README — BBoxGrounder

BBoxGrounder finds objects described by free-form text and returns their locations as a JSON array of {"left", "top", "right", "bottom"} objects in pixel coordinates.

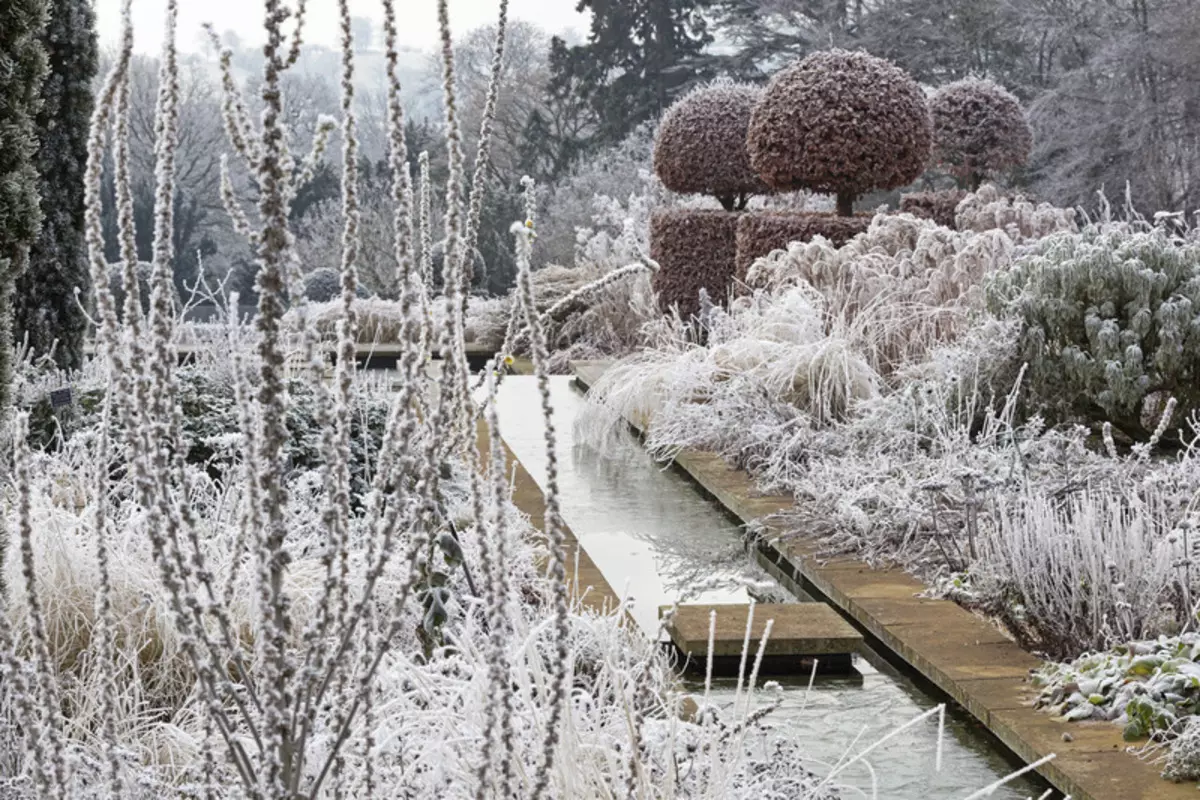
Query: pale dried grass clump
[
  {"left": 744, "top": 213, "right": 1014, "bottom": 375},
  {"left": 955, "top": 183, "right": 1078, "bottom": 240},
  {"left": 581, "top": 284, "right": 880, "bottom": 455}
]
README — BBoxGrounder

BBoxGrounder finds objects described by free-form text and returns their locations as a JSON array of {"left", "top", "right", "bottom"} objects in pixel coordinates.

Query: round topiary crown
[
  {"left": 747, "top": 49, "right": 931, "bottom": 215},
  {"left": 930, "top": 77, "right": 1031, "bottom": 190},
  {"left": 653, "top": 79, "right": 770, "bottom": 211}
]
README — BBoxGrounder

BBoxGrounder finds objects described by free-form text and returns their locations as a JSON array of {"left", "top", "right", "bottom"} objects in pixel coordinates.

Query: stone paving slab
[
  {"left": 571, "top": 360, "right": 1196, "bottom": 800},
  {"left": 662, "top": 602, "right": 862, "bottom": 658}
]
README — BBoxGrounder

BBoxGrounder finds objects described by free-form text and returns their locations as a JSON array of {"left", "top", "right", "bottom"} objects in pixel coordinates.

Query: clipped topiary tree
[
  {"left": 650, "top": 79, "right": 770, "bottom": 318},
  {"left": 653, "top": 79, "right": 769, "bottom": 211},
  {"left": 747, "top": 49, "right": 931, "bottom": 217},
  {"left": 930, "top": 78, "right": 1031, "bottom": 191},
  {"left": 987, "top": 227, "right": 1200, "bottom": 440}
]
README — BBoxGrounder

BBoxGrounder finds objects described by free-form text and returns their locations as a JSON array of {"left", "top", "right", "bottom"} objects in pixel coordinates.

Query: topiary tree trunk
[
  {"left": 16, "top": 0, "right": 97, "bottom": 372},
  {"left": 715, "top": 192, "right": 750, "bottom": 212},
  {"left": 836, "top": 190, "right": 855, "bottom": 217}
]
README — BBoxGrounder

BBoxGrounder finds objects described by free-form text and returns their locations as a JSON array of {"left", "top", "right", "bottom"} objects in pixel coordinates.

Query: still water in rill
[{"left": 493, "top": 375, "right": 1052, "bottom": 800}]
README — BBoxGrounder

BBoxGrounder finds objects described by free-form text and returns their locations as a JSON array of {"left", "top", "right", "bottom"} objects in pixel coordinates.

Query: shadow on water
[{"left": 493, "top": 375, "right": 1051, "bottom": 799}]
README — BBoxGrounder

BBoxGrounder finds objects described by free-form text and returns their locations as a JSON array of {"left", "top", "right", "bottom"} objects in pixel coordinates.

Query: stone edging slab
[{"left": 570, "top": 360, "right": 1193, "bottom": 800}]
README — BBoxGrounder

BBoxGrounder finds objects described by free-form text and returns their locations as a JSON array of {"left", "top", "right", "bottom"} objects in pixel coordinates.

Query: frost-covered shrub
[
  {"left": 900, "top": 189, "right": 967, "bottom": 229},
  {"left": 988, "top": 225, "right": 1200, "bottom": 437},
  {"left": 653, "top": 79, "right": 769, "bottom": 210},
  {"left": 651, "top": 209, "right": 740, "bottom": 319},
  {"left": 302, "top": 266, "right": 369, "bottom": 302},
  {"left": 929, "top": 78, "right": 1032, "bottom": 191},
  {"left": 956, "top": 183, "right": 1077, "bottom": 240},
  {"left": 430, "top": 237, "right": 487, "bottom": 293},
  {"left": 747, "top": 49, "right": 931, "bottom": 216}
]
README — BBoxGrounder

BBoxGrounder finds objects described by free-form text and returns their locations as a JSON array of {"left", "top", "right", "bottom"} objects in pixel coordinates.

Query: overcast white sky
[{"left": 94, "top": 0, "right": 589, "bottom": 54}]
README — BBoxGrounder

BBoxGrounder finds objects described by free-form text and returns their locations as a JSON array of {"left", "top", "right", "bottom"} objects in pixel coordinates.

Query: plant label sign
[{"left": 50, "top": 387, "right": 73, "bottom": 408}]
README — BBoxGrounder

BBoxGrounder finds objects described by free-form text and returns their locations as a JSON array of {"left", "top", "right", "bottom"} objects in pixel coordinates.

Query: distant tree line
[
  {"left": 3, "top": 0, "right": 1195, "bottom": 376},
  {"left": 529, "top": 0, "right": 1200, "bottom": 215}
]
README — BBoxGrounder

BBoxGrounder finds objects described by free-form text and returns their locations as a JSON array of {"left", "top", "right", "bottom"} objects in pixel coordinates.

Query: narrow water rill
[{"left": 495, "top": 375, "right": 1051, "bottom": 799}]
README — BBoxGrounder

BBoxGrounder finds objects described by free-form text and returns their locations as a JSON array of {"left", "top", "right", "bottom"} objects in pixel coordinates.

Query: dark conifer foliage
[
  {"left": 0, "top": 0, "right": 49, "bottom": 405},
  {"left": 542, "top": 0, "right": 716, "bottom": 167},
  {"left": 17, "top": 0, "right": 98, "bottom": 371}
]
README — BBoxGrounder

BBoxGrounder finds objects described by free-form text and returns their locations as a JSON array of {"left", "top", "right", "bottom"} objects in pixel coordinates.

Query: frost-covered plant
[
  {"left": 745, "top": 213, "right": 1014, "bottom": 375},
  {"left": 747, "top": 49, "right": 931, "bottom": 217},
  {"left": 303, "top": 266, "right": 368, "bottom": 302},
  {"left": 1030, "top": 606, "right": 1200, "bottom": 772},
  {"left": 929, "top": 78, "right": 1032, "bottom": 191},
  {"left": 988, "top": 224, "right": 1200, "bottom": 438},
  {"left": 955, "top": 183, "right": 1077, "bottom": 240},
  {"left": 653, "top": 78, "right": 769, "bottom": 211},
  {"left": 980, "top": 485, "right": 1181, "bottom": 657}
]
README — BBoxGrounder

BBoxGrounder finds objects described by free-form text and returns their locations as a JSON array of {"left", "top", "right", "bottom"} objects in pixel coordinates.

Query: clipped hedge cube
[
  {"left": 899, "top": 189, "right": 967, "bottom": 229},
  {"left": 734, "top": 211, "right": 872, "bottom": 284},
  {"left": 650, "top": 209, "right": 740, "bottom": 319}
]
